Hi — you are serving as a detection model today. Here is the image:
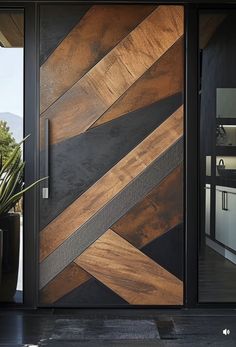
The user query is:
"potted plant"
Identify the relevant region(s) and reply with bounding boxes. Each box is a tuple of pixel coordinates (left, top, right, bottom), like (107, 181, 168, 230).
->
(0, 136, 45, 301)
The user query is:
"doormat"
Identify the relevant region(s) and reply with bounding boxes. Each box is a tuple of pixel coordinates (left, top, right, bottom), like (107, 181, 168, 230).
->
(50, 319, 160, 341)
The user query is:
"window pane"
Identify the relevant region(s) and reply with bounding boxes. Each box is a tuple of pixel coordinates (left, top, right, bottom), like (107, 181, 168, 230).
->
(0, 10, 24, 304)
(199, 10, 236, 302)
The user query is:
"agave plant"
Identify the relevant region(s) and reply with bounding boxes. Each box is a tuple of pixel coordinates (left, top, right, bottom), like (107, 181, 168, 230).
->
(0, 135, 46, 216)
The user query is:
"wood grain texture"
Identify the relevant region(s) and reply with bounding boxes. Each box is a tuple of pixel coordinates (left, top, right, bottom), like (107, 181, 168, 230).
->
(41, 166, 182, 304)
(0, 12, 24, 47)
(75, 229, 183, 305)
(112, 165, 183, 249)
(39, 5, 91, 65)
(39, 138, 183, 289)
(40, 262, 91, 304)
(199, 13, 226, 49)
(40, 93, 182, 229)
(40, 105, 183, 262)
(40, 6, 184, 146)
(92, 37, 183, 128)
(40, 5, 156, 113)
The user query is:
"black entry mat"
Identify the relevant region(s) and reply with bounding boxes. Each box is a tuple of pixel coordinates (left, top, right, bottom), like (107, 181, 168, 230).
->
(50, 319, 160, 341)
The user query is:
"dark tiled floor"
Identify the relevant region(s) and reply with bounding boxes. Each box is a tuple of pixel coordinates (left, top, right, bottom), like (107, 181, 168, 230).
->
(1, 309, 236, 346)
(199, 245, 236, 302)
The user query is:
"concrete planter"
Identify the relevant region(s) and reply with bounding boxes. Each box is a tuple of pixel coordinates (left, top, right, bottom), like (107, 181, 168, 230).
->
(0, 213, 20, 302)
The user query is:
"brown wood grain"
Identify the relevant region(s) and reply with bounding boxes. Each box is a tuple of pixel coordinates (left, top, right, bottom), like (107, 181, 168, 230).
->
(112, 165, 183, 249)
(92, 37, 183, 128)
(40, 262, 91, 304)
(40, 106, 183, 262)
(40, 6, 183, 146)
(199, 13, 226, 49)
(40, 5, 156, 113)
(0, 13, 24, 47)
(75, 229, 183, 305)
(40, 166, 182, 303)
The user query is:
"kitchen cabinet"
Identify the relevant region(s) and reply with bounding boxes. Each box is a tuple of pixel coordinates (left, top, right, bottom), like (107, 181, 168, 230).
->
(215, 185, 236, 251)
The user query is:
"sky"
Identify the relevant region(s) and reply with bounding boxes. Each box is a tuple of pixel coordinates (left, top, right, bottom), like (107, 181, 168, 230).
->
(0, 47, 23, 118)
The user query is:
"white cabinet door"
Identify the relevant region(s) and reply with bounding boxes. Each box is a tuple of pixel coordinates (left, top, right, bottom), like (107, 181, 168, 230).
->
(215, 186, 236, 251)
(227, 192, 236, 250)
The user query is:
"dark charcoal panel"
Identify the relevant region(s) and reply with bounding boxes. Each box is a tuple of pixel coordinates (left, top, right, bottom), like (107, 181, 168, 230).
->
(56, 278, 128, 306)
(40, 5, 90, 65)
(40, 93, 182, 230)
(141, 224, 183, 280)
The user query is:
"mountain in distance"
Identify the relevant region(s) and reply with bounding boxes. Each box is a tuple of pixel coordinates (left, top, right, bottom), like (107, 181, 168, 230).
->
(0, 112, 23, 143)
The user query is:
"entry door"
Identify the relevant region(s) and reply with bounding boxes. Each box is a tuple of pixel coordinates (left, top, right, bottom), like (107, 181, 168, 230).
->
(39, 4, 184, 307)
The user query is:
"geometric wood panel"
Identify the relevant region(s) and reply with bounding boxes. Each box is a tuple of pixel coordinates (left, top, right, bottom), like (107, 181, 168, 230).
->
(112, 165, 183, 249)
(40, 163, 183, 304)
(40, 93, 182, 229)
(40, 106, 183, 262)
(75, 229, 183, 305)
(92, 37, 184, 128)
(40, 5, 156, 112)
(40, 6, 183, 146)
(39, 4, 184, 306)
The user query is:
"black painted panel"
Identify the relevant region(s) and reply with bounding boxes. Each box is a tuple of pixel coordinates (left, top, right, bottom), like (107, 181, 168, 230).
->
(40, 5, 90, 65)
(141, 224, 183, 280)
(40, 93, 182, 230)
(56, 279, 128, 306)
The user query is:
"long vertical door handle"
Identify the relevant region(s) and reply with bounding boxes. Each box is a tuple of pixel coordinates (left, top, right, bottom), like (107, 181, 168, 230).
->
(224, 191, 228, 211)
(42, 118, 50, 199)
(222, 191, 228, 211)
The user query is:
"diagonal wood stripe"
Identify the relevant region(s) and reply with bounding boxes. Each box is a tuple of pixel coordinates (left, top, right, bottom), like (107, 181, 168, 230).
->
(40, 165, 182, 302)
(40, 5, 156, 113)
(112, 165, 183, 249)
(40, 6, 183, 146)
(40, 262, 91, 304)
(40, 106, 183, 263)
(40, 138, 183, 289)
(91, 37, 183, 128)
(75, 229, 183, 305)
(40, 93, 182, 229)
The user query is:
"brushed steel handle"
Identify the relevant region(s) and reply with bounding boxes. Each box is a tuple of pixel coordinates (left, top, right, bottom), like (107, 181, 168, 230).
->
(42, 118, 50, 199)
(222, 191, 228, 211)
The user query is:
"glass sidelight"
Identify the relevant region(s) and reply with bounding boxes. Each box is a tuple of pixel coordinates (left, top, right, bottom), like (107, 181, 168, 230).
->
(199, 10, 236, 302)
(0, 10, 24, 303)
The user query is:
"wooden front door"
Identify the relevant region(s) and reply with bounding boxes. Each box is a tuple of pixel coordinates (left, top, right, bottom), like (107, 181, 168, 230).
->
(38, 4, 184, 307)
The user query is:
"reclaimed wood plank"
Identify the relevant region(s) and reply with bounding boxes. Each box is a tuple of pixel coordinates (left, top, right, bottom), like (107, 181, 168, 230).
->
(40, 6, 183, 146)
(92, 37, 183, 128)
(75, 229, 183, 305)
(40, 5, 156, 113)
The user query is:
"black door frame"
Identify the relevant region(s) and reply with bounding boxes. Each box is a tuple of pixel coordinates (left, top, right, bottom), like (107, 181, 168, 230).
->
(0, 0, 235, 309)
